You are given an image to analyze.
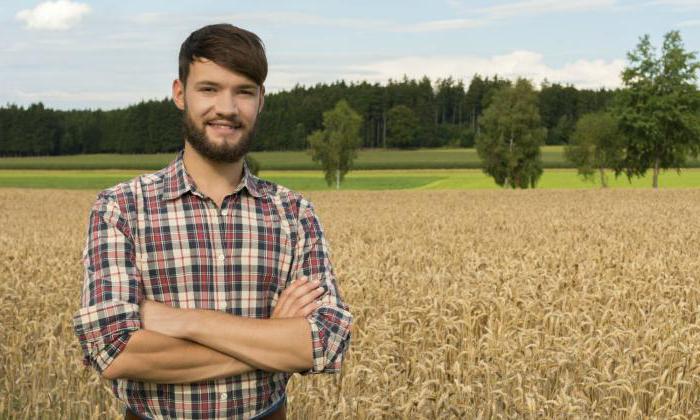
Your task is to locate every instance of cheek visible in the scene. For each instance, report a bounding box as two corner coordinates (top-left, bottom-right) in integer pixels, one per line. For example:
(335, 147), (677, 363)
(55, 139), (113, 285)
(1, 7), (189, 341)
(185, 94), (213, 116)
(241, 100), (262, 121)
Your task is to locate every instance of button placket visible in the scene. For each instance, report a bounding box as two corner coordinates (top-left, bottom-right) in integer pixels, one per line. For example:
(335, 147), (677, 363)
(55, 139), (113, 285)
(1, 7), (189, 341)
(206, 204), (226, 313)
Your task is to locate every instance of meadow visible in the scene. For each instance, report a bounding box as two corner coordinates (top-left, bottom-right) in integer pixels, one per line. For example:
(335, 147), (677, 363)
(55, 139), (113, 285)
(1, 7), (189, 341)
(0, 147), (572, 170)
(1, 168), (700, 191)
(2, 187), (700, 418)
(2, 146), (699, 172)
(1, 147), (699, 191)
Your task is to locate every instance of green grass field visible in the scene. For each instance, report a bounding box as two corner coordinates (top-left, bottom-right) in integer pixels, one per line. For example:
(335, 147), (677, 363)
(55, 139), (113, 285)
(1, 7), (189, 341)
(1, 168), (698, 191)
(0, 147), (580, 170)
(2, 147), (700, 173)
(1, 147), (699, 190)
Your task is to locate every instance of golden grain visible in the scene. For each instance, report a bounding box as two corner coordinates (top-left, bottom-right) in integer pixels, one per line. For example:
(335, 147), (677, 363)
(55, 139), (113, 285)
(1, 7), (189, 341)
(2, 188), (700, 418)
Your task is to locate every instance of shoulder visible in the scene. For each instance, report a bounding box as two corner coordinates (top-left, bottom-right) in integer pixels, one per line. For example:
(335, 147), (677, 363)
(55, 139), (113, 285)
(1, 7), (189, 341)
(92, 166), (168, 213)
(250, 175), (316, 219)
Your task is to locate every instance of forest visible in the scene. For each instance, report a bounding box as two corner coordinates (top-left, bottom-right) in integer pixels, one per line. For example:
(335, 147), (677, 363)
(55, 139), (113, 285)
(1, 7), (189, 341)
(0, 75), (614, 156)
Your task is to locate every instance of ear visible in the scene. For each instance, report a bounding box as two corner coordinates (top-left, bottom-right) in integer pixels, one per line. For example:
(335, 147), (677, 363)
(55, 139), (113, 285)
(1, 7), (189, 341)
(172, 79), (185, 111)
(257, 85), (265, 114)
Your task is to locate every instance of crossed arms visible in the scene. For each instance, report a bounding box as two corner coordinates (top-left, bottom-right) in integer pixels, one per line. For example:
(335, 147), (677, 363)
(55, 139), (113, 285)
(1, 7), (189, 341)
(73, 193), (352, 384)
(101, 278), (325, 383)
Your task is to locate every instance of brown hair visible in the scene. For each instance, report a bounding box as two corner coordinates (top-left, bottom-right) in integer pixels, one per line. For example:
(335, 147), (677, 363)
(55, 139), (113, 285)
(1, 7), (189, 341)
(178, 24), (268, 86)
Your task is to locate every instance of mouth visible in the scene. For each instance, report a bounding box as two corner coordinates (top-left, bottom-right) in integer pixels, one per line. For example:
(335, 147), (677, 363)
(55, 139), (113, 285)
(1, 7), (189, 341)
(206, 120), (243, 134)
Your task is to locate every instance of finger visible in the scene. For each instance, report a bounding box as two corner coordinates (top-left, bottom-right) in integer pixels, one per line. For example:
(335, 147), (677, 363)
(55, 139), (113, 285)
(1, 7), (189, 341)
(289, 285), (326, 314)
(275, 277), (309, 317)
(288, 278), (321, 301)
(296, 299), (324, 318)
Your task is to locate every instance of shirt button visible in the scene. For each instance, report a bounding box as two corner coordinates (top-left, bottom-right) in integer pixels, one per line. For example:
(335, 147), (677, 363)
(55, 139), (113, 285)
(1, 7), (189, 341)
(220, 392), (227, 401)
(221, 209), (228, 216)
(221, 302), (227, 309)
(218, 253), (225, 261)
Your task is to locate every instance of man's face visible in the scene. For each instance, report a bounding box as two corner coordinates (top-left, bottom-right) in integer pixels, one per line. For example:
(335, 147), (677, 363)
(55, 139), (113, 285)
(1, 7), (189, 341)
(172, 58), (264, 163)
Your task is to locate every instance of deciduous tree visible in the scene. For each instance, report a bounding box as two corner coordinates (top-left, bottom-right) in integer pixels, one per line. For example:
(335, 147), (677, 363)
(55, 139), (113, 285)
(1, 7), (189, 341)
(565, 112), (624, 188)
(614, 31), (700, 188)
(476, 79), (545, 188)
(307, 100), (363, 189)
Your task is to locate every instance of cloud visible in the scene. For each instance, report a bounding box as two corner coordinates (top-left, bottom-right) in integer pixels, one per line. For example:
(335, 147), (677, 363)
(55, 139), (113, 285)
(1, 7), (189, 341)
(126, 1), (615, 37)
(269, 51), (626, 90)
(678, 19), (700, 27)
(15, 89), (169, 107)
(648, 0), (700, 10)
(447, 0), (618, 17)
(393, 18), (484, 32)
(130, 11), (482, 34)
(223, 12), (481, 33)
(16, 0), (91, 31)
(476, 0), (617, 18)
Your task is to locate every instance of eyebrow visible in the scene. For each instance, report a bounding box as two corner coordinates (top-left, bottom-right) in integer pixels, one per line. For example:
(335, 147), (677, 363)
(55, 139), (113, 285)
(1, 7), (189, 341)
(194, 80), (258, 90)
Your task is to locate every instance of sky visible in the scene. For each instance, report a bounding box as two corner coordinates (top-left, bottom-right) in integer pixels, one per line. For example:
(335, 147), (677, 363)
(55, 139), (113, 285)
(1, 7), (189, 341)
(1, 0), (699, 110)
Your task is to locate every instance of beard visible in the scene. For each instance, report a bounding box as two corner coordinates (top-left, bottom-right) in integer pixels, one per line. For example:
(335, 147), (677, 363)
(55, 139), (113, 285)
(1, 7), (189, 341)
(182, 107), (257, 163)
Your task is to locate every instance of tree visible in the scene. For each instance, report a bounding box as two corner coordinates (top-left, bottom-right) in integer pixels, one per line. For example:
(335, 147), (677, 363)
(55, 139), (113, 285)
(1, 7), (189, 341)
(386, 105), (419, 149)
(307, 100), (362, 189)
(614, 31), (700, 188)
(476, 79), (545, 188)
(539, 82), (578, 144)
(565, 112), (624, 188)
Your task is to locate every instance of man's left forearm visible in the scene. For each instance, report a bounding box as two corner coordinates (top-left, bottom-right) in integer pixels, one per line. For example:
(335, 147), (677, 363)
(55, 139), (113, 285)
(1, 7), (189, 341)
(185, 311), (313, 372)
(146, 304), (314, 372)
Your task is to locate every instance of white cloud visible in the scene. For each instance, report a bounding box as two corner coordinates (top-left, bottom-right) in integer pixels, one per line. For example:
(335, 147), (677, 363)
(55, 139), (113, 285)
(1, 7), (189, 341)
(270, 51), (625, 90)
(648, 0), (700, 10)
(393, 18), (484, 32)
(477, 0), (617, 18)
(16, 89), (167, 104)
(130, 11), (482, 34)
(447, 0), (618, 17)
(126, 1), (615, 37)
(678, 19), (700, 27)
(16, 0), (91, 31)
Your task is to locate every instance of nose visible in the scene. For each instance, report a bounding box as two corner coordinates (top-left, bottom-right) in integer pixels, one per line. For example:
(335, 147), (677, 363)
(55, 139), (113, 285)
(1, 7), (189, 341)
(215, 92), (238, 116)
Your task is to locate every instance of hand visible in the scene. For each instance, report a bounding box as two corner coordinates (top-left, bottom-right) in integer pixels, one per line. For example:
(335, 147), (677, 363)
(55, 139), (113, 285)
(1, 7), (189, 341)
(140, 300), (187, 339)
(272, 277), (326, 319)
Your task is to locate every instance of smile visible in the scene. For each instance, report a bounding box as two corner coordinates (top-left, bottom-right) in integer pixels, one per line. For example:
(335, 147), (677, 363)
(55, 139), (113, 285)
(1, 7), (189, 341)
(206, 121), (243, 133)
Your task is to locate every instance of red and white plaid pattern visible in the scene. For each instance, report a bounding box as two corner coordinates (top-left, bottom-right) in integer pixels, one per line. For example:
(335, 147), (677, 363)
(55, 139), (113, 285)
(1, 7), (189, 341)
(73, 151), (352, 419)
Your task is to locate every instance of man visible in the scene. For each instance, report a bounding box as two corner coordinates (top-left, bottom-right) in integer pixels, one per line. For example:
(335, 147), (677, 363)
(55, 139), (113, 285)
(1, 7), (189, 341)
(73, 24), (353, 419)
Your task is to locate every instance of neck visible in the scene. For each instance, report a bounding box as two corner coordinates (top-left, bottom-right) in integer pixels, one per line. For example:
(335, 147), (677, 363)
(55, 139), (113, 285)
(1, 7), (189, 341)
(182, 142), (245, 199)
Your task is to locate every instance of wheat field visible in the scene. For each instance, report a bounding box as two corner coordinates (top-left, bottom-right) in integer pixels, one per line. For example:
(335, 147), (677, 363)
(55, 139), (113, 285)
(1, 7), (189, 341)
(2, 188), (700, 419)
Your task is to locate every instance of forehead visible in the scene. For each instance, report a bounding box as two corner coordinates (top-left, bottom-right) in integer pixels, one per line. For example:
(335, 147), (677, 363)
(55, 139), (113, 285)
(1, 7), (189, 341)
(186, 58), (257, 87)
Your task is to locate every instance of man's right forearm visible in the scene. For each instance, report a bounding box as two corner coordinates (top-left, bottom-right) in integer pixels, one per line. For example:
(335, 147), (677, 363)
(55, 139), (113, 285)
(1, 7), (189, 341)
(102, 329), (256, 383)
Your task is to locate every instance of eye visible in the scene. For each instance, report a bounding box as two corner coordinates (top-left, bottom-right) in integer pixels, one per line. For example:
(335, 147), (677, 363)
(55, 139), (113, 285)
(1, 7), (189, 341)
(199, 87), (217, 93)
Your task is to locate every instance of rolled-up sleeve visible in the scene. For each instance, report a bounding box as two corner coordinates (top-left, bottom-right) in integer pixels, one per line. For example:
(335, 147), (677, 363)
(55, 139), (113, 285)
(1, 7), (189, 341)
(295, 199), (353, 374)
(72, 192), (142, 374)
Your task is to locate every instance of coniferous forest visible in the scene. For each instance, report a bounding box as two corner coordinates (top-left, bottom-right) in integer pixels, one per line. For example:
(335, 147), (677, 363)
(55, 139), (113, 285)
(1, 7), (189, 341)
(0, 75), (615, 156)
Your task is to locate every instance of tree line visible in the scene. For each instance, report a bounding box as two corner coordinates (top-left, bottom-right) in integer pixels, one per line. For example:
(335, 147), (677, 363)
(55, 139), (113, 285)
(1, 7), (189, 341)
(0, 77), (613, 157)
(308, 31), (700, 189)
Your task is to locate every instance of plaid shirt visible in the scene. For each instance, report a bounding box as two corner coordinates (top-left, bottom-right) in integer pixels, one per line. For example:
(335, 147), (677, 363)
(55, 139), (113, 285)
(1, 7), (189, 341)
(73, 151), (352, 419)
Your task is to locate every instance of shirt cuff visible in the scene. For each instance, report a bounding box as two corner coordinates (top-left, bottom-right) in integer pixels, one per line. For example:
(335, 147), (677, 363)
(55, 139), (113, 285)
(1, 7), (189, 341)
(301, 317), (326, 375)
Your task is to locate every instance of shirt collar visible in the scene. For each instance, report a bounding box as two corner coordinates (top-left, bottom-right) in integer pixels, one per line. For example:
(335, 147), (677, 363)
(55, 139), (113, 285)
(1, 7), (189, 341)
(161, 150), (263, 201)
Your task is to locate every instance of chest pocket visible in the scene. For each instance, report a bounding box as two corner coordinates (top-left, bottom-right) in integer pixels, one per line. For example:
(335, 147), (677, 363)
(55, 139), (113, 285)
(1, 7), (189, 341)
(130, 178), (294, 318)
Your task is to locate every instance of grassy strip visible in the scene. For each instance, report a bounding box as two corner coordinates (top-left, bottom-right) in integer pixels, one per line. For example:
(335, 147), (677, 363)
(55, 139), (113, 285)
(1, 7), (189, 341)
(0, 147), (575, 170)
(3, 147), (700, 171)
(1, 168), (698, 191)
(0, 169), (446, 191)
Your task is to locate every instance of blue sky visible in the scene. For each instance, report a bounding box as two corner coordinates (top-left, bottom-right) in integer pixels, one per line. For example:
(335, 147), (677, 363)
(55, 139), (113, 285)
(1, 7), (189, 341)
(2, 0), (699, 110)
